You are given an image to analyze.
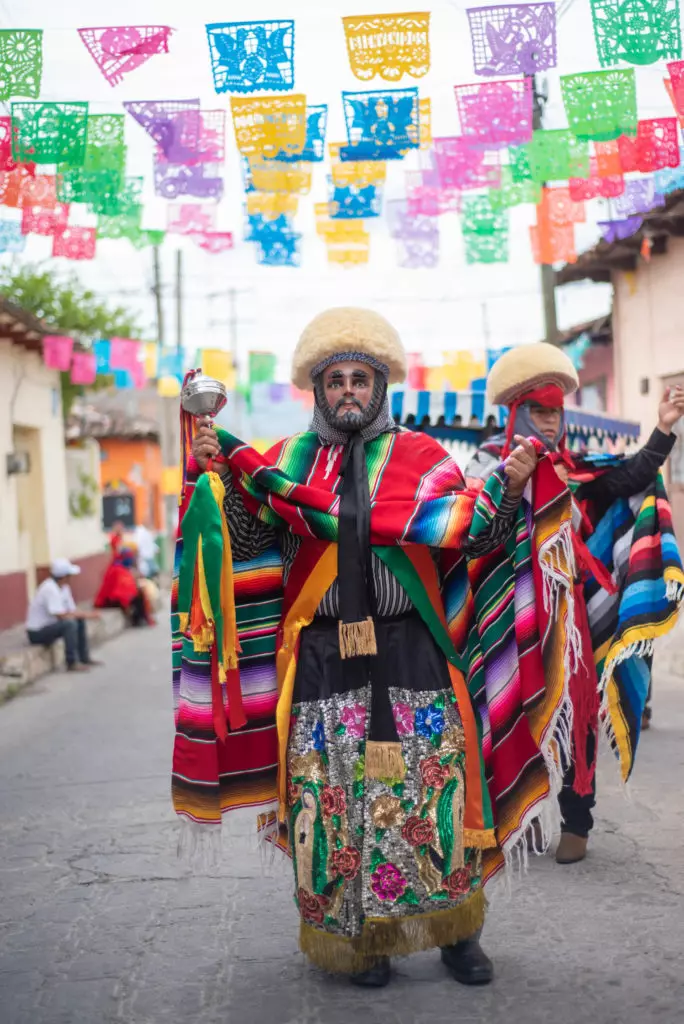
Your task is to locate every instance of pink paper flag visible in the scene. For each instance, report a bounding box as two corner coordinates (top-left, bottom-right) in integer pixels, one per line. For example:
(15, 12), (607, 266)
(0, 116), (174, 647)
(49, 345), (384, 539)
(109, 337), (141, 371)
(131, 358), (147, 389)
(52, 227), (96, 261)
(192, 231), (234, 254)
(43, 335), (74, 371)
(70, 351), (97, 385)
(78, 26), (173, 87)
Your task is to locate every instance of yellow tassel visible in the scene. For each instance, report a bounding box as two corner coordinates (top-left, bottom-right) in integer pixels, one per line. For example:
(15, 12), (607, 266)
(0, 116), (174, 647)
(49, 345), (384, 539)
(463, 827), (498, 850)
(338, 617), (377, 659)
(365, 740), (406, 781)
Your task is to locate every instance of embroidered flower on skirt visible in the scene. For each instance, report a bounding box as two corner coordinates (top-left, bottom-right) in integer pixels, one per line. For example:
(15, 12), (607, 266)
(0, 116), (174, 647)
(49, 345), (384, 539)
(419, 754), (450, 789)
(370, 794), (405, 829)
(332, 846), (362, 880)
(393, 701), (415, 736)
(297, 887), (330, 924)
(339, 703), (366, 738)
(320, 784), (346, 817)
(442, 868), (472, 898)
(401, 815), (435, 847)
(370, 862), (408, 902)
(415, 703), (445, 739)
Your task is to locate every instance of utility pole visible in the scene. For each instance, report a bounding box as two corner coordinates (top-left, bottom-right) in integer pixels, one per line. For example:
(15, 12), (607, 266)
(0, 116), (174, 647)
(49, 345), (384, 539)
(175, 249), (183, 352)
(531, 74), (560, 345)
(152, 246), (165, 346)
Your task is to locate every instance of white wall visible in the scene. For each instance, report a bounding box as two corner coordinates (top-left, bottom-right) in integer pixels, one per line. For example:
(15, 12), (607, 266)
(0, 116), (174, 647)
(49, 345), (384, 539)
(613, 238), (684, 440)
(0, 341), (106, 581)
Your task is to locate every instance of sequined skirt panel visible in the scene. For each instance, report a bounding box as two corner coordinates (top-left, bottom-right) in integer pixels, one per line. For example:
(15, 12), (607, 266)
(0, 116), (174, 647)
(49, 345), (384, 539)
(287, 614), (483, 951)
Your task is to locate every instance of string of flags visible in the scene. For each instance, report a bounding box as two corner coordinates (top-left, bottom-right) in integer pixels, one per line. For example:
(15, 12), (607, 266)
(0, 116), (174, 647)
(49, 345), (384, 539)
(0, 9), (682, 268)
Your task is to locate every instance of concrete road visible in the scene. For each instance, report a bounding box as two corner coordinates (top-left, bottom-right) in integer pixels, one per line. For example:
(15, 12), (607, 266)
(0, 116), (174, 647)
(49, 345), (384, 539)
(0, 620), (682, 1024)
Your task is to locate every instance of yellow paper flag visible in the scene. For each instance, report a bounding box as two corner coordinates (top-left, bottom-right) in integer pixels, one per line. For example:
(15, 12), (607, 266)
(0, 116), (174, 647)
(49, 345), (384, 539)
(158, 375), (181, 398)
(144, 342), (158, 379)
(161, 466), (182, 496)
(200, 349), (236, 389)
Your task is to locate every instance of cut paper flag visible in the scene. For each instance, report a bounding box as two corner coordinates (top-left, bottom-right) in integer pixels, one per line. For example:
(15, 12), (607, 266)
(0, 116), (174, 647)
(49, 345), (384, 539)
(568, 158), (624, 201)
(561, 69), (637, 142)
(200, 348), (235, 388)
(123, 99), (201, 163)
(154, 160), (224, 201)
(83, 114), (126, 173)
(275, 104), (328, 162)
(610, 178), (664, 217)
(192, 231), (234, 254)
(78, 26), (173, 87)
(526, 129), (590, 182)
(666, 60), (684, 118)
(230, 95), (307, 159)
(144, 343), (158, 379)
(488, 167), (542, 209)
(460, 193), (509, 264)
(598, 216), (643, 242)
(0, 220), (26, 253)
(248, 351), (277, 384)
(0, 166), (35, 207)
(52, 226), (96, 260)
(0, 116), (35, 173)
(467, 3), (557, 76)
(206, 20), (295, 94)
(663, 77), (684, 128)
(43, 335), (74, 371)
(21, 202), (70, 236)
(18, 173), (57, 209)
(248, 159), (312, 195)
(342, 88), (420, 160)
(405, 166), (462, 215)
(93, 339), (112, 374)
(70, 352), (97, 386)
(455, 77), (533, 147)
(246, 192), (299, 217)
(594, 139), (623, 176)
(167, 204), (215, 235)
(530, 220), (576, 265)
(329, 141), (387, 187)
(158, 348), (184, 381)
(589, 0), (682, 68)
(406, 353), (427, 390)
(110, 337), (141, 371)
(11, 102), (89, 167)
(328, 180), (383, 219)
(342, 13), (430, 81)
(432, 136), (501, 190)
(0, 30), (43, 100)
(617, 118), (681, 173)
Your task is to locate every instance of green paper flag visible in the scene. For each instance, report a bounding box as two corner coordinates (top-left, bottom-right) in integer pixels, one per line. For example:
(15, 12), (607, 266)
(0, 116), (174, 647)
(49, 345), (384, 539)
(0, 30), (43, 101)
(561, 70), (638, 142)
(527, 130), (590, 183)
(249, 351), (277, 385)
(590, 0), (682, 68)
(11, 101), (89, 167)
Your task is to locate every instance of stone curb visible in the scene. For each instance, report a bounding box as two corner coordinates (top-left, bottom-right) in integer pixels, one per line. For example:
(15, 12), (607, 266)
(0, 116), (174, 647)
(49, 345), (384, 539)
(0, 609), (126, 702)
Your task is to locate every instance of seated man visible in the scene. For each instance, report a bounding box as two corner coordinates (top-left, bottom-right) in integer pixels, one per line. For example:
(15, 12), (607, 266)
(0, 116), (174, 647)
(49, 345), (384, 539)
(26, 559), (102, 673)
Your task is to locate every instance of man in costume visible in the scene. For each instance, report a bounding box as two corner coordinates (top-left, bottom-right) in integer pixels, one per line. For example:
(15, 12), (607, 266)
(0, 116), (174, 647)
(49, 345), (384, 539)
(466, 343), (684, 865)
(171, 311), (681, 985)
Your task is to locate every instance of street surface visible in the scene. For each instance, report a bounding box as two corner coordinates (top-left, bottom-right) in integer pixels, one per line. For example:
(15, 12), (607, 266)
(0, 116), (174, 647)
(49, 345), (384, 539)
(0, 618), (682, 1024)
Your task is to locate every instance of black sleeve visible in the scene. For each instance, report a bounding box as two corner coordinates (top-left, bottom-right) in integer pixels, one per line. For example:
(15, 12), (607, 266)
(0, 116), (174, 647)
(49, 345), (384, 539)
(576, 428), (676, 513)
(463, 490), (521, 557)
(220, 472), (279, 561)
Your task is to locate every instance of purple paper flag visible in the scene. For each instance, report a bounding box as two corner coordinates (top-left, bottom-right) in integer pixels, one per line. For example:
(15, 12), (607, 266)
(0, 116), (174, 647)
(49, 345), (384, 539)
(467, 4), (557, 77)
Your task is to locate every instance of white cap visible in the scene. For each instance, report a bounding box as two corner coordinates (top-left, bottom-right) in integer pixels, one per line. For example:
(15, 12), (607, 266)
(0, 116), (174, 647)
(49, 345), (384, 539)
(50, 558), (81, 579)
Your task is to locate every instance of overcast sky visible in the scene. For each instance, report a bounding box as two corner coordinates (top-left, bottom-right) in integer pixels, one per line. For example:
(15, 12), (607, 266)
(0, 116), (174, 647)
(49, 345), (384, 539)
(0, 0), (677, 379)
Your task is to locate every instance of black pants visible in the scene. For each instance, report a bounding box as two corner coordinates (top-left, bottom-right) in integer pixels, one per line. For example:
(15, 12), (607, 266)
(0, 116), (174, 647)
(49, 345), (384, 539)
(27, 619), (90, 667)
(558, 729), (596, 838)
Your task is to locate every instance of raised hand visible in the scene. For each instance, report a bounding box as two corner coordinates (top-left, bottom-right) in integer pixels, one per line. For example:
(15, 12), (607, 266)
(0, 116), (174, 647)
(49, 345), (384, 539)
(504, 435), (539, 498)
(658, 385), (684, 433)
(191, 417), (221, 472)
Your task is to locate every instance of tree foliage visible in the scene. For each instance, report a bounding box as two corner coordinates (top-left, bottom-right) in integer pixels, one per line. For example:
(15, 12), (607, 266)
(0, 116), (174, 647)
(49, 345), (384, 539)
(0, 262), (141, 337)
(0, 263), (145, 417)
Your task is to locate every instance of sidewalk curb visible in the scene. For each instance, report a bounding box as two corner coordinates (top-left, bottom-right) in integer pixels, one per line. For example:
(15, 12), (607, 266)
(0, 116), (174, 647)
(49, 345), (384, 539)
(0, 610), (126, 703)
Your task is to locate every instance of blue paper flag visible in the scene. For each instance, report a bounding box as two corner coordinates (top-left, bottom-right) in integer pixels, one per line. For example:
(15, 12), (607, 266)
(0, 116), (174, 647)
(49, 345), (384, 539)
(206, 20), (295, 94)
(342, 88), (420, 160)
(93, 338), (111, 374)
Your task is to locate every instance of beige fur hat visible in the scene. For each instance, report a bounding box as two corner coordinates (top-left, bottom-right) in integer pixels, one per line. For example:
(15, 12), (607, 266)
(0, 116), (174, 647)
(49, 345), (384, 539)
(291, 307), (407, 391)
(487, 342), (579, 406)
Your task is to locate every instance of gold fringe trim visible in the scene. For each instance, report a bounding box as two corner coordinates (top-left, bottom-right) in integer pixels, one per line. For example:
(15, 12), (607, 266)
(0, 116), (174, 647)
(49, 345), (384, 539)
(339, 617), (377, 659)
(365, 741), (406, 781)
(463, 827), (498, 850)
(299, 889), (486, 974)
(178, 612), (189, 633)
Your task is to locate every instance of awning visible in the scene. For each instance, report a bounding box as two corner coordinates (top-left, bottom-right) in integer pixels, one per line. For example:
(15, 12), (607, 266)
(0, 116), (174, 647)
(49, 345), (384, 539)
(391, 390), (640, 441)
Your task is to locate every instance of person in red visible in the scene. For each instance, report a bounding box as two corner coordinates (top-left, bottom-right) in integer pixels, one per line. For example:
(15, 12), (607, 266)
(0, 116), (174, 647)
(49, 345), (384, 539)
(95, 522), (154, 626)
(466, 343), (684, 865)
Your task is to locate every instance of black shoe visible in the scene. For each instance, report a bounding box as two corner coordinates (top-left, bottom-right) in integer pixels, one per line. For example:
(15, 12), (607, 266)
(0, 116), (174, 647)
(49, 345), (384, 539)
(441, 938), (493, 985)
(350, 957), (391, 988)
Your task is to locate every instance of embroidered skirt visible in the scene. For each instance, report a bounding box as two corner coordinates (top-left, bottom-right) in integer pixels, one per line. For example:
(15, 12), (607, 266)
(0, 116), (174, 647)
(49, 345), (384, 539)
(287, 612), (485, 974)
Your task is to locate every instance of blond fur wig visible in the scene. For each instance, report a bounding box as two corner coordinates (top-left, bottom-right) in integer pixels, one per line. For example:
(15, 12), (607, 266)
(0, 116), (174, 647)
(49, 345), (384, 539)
(487, 343), (579, 406)
(291, 307), (407, 391)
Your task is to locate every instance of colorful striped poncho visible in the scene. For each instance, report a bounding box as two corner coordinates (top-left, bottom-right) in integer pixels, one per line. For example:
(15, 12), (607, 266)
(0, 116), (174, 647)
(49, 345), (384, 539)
(469, 438), (684, 782)
(172, 426), (589, 883)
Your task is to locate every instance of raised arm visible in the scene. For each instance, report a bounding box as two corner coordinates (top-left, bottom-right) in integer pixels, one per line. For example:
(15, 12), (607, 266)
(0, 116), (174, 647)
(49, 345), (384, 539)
(191, 418), (278, 561)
